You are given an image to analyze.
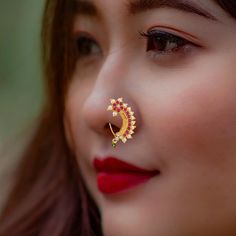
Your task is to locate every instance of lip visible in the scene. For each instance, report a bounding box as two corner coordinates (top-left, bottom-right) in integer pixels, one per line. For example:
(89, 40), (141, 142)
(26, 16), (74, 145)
(93, 156), (160, 194)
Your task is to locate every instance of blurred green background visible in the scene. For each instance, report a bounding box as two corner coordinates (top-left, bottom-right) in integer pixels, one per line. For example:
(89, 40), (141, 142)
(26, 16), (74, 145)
(0, 0), (45, 146)
(0, 0), (45, 208)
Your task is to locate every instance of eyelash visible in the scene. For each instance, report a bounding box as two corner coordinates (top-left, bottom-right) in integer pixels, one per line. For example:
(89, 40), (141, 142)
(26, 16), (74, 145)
(139, 29), (195, 56)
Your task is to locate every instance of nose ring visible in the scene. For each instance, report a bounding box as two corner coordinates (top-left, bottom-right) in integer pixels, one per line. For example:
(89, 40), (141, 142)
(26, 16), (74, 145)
(107, 97), (136, 147)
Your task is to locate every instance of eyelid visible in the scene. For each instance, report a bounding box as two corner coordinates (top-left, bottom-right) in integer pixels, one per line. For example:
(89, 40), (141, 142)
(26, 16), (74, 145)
(140, 29), (185, 42)
(147, 25), (202, 45)
(73, 30), (95, 40)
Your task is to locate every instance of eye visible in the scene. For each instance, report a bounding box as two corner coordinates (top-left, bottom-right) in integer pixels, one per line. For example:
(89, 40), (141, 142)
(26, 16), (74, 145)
(140, 29), (198, 58)
(76, 34), (102, 59)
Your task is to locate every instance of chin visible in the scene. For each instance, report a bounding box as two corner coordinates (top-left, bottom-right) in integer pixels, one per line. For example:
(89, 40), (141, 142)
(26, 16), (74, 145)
(101, 208), (162, 236)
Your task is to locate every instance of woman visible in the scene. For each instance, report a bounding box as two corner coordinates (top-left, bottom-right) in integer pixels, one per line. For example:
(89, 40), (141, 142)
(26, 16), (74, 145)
(1, 0), (236, 235)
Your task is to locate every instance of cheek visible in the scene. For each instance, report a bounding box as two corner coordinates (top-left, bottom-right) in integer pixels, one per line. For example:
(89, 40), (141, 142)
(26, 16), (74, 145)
(147, 74), (236, 168)
(63, 79), (91, 155)
(64, 98), (81, 154)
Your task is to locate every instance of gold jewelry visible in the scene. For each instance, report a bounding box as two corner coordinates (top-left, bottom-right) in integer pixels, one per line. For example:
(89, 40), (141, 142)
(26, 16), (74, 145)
(107, 97), (136, 147)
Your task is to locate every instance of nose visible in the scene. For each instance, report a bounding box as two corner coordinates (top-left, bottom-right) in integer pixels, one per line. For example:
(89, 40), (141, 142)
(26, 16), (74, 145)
(83, 94), (123, 135)
(82, 52), (139, 144)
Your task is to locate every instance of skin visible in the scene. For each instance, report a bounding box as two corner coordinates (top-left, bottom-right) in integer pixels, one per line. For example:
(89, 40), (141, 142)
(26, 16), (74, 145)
(64, 0), (236, 235)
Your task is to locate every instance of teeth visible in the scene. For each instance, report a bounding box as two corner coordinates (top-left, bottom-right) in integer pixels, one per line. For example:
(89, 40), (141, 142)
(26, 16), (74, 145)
(113, 111), (118, 116)
(118, 98), (123, 102)
(131, 116), (135, 120)
(130, 130), (134, 134)
(131, 121), (136, 125)
(123, 103), (128, 108)
(127, 107), (131, 112)
(127, 134), (132, 139)
(130, 112), (134, 115)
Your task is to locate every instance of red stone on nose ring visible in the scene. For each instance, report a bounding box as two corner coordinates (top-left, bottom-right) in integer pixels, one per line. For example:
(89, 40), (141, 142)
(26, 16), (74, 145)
(107, 97), (136, 148)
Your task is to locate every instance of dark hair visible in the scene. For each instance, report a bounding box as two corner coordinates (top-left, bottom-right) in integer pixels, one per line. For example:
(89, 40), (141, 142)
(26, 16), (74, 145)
(0, 0), (236, 235)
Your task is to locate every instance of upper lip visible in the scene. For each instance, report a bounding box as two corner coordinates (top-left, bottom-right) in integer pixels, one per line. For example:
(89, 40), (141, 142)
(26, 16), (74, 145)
(93, 156), (159, 174)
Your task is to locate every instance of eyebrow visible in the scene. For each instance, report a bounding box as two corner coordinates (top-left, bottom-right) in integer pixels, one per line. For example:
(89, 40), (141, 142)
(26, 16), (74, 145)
(73, 0), (98, 16)
(74, 0), (218, 22)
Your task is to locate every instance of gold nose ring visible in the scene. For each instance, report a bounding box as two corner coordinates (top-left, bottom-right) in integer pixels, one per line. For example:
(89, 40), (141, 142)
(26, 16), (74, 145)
(107, 97), (136, 148)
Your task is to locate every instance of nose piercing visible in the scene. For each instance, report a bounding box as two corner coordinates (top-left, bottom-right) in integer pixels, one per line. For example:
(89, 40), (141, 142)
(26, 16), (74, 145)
(107, 97), (136, 148)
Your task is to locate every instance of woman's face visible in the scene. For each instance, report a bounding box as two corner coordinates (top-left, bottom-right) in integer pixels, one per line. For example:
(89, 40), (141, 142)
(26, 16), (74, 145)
(64, 0), (236, 235)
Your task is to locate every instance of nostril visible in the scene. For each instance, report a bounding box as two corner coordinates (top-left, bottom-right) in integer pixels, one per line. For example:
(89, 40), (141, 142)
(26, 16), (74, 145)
(105, 123), (120, 134)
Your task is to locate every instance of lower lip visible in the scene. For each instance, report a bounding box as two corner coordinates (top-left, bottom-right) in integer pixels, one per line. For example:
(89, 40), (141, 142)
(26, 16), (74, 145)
(96, 172), (158, 194)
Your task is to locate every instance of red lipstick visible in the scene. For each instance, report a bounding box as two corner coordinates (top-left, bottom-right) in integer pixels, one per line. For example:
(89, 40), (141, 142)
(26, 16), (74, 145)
(93, 157), (159, 194)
